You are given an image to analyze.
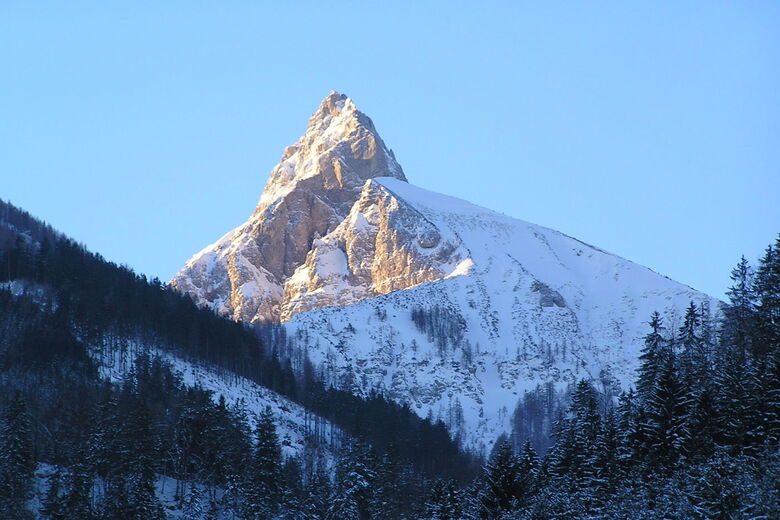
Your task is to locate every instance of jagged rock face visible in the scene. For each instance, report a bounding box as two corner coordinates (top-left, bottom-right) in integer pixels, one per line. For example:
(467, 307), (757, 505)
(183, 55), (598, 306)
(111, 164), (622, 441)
(172, 92), (454, 323)
(281, 180), (465, 320)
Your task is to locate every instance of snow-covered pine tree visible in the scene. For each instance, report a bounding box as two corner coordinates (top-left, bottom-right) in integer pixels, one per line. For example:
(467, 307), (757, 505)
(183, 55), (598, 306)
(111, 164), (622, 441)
(683, 385), (718, 460)
(425, 479), (467, 520)
(279, 456), (303, 519)
(565, 380), (602, 487)
(678, 301), (709, 391)
(758, 347), (780, 445)
(326, 442), (375, 520)
(299, 447), (331, 520)
(370, 447), (404, 520)
(515, 440), (539, 511)
(244, 406), (283, 520)
(636, 312), (667, 405)
(753, 236), (780, 358)
(88, 396), (121, 483)
(720, 256), (756, 363)
(41, 469), (66, 520)
(0, 391), (35, 519)
(644, 354), (690, 464)
(699, 299), (717, 365)
(222, 400), (253, 516)
(61, 449), (94, 520)
(477, 440), (522, 519)
(590, 409), (620, 504)
(615, 389), (643, 464)
(564, 380), (604, 511)
(123, 401), (165, 520)
(713, 348), (757, 449)
(546, 409), (575, 480)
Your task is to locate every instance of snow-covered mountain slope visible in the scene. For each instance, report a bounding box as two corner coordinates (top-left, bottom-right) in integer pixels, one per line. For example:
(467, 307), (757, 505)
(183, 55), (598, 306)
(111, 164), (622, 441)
(280, 178), (718, 454)
(173, 92), (718, 455)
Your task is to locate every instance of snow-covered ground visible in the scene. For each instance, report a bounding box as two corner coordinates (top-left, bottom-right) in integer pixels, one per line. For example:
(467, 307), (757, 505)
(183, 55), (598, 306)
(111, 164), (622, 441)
(31, 464), (237, 520)
(92, 340), (340, 459)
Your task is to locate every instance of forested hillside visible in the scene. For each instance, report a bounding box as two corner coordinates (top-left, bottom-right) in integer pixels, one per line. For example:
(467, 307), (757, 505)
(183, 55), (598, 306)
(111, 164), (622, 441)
(0, 199), (477, 519)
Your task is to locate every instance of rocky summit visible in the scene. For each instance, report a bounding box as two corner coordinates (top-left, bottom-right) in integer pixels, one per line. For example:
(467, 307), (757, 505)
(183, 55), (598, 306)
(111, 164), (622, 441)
(171, 91), (411, 323)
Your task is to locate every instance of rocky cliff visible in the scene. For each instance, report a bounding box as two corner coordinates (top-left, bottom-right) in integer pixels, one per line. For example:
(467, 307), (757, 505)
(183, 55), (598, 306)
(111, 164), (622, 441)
(172, 91), (415, 322)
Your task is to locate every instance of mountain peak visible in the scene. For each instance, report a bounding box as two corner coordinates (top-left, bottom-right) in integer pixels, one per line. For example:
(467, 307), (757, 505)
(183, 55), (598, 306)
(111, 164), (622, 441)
(302, 91), (388, 157)
(312, 90), (355, 119)
(172, 95), (717, 453)
(171, 94), (409, 306)
(257, 92), (406, 211)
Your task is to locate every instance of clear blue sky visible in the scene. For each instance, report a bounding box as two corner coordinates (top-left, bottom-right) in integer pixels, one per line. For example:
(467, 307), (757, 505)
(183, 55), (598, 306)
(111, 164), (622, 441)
(2, 2), (778, 299)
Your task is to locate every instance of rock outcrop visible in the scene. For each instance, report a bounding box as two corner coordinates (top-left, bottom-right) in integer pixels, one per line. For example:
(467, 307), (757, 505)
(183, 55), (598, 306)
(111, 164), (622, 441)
(172, 91), (457, 323)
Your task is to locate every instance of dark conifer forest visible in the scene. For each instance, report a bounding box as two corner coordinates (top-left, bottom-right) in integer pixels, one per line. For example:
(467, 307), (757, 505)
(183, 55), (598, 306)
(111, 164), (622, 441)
(0, 199), (477, 519)
(0, 197), (778, 519)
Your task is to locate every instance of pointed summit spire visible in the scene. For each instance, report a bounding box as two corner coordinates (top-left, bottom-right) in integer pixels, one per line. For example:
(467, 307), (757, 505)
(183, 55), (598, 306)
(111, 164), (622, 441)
(257, 92), (406, 210)
(312, 90), (354, 119)
(172, 92), (408, 322)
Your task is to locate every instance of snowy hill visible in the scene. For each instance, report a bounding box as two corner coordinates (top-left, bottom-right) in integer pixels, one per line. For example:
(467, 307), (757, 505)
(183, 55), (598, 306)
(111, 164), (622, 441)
(93, 339), (339, 460)
(173, 93), (718, 454)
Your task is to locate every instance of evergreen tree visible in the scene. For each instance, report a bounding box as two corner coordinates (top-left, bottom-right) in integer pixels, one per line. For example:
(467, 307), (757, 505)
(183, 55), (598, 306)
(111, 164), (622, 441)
(550, 380), (602, 492)
(244, 406), (283, 520)
(0, 391), (35, 519)
(88, 396), (121, 482)
(615, 389), (643, 464)
(678, 301), (708, 389)
(759, 348), (780, 445)
(720, 256), (756, 363)
(644, 355), (690, 464)
(425, 480), (465, 520)
(688, 451), (765, 520)
(591, 410), (620, 500)
(477, 441), (522, 519)
(371, 447), (404, 520)
(326, 443), (375, 520)
(547, 409), (575, 479)
(299, 444), (331, 520)
(753, 236), (780, 358)
(279, 456), (303, 519)
(41, 469), (66, 520)
(713, 341), (760, 450)
(565, 381), (604, 511)
(637, 312), (667, 405)
(61, 457), (95, 520)
(699, 299), (717, 366)
(684, 386), (717, 460)
(123, 402), (164, 520)
(515, 440), (539, 510)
